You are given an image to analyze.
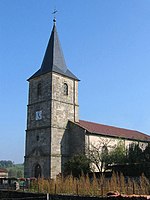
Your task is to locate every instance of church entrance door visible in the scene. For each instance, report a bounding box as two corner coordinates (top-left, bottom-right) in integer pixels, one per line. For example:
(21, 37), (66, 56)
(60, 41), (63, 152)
(34, 164), (41, 178)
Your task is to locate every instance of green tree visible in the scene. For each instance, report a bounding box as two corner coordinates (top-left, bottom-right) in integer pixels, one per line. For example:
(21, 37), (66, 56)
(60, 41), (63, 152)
(0, 160), (14, 168)
(8, 168), (17, 178)
(64, 154), (91, 177)
(17, 170), (23, 178)
(143, 143), (150, 162)
(127, 143), (143, 163)
(108, 142), (126, 164)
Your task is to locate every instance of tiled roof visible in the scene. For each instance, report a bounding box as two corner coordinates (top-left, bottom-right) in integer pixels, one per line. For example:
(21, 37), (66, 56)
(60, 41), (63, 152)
(0, 168), (8, 173)
(28, 21), (79, 81)
(78, 120), (150, 142)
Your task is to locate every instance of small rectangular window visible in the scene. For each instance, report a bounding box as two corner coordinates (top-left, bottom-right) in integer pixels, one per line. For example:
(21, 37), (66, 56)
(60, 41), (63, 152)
(37, 83), (42, 96)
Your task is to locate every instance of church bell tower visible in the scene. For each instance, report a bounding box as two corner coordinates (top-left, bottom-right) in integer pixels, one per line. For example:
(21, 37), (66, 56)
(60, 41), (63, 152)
(24, 18), (79, 179)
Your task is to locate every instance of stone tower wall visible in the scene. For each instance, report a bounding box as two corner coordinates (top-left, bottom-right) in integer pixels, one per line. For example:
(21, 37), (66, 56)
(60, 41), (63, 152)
(25, 71), (79, 178)
(51, 73), (79, 126)
(50, 72), (79, 178)
(25, 73), (52, 178)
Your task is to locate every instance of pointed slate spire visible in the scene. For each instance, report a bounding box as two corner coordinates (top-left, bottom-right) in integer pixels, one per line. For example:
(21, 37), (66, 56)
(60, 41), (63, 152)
(28, 19), (79, 81)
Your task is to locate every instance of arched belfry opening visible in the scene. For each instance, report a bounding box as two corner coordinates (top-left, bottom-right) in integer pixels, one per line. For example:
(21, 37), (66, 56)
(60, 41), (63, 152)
(34, 164), (42, 178)
(64, 83), (68, 95)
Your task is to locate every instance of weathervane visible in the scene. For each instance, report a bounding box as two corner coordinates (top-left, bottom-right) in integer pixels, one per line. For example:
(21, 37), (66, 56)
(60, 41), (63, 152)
(52, 8), (58, 23)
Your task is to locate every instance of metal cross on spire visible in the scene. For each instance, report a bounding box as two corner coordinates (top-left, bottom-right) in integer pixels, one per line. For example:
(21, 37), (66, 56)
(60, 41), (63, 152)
(52, 9), (58, 24)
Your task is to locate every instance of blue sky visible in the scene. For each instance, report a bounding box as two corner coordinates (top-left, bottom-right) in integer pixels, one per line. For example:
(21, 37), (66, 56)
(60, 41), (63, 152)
(1, 0), (150, 163)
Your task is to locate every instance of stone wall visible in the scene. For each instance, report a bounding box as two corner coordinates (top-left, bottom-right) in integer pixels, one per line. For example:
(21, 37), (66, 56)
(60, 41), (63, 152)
(25, 73), (53, 178)
(50, 73), (79, 178)
(68, 121), (85, 157)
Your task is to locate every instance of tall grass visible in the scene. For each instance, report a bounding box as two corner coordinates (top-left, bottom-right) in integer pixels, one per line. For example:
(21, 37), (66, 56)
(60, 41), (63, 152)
(31, 173), (150, 196)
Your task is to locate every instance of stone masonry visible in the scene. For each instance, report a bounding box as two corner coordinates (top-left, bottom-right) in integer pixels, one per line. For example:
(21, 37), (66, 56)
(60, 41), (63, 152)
(24, 70), (79, 178)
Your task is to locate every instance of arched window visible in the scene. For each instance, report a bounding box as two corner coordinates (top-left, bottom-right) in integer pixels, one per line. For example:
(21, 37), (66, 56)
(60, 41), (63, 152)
(34, 164), (41, 178)
(37, 83), (42, 97)
(64, 83), (68, 95)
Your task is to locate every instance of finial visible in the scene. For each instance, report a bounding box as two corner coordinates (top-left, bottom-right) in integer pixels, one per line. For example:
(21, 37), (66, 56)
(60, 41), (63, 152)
(52, 9), (58, 24)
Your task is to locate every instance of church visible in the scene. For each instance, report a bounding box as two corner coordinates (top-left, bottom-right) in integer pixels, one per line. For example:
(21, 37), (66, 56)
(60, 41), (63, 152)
(24, 18), (150, 179)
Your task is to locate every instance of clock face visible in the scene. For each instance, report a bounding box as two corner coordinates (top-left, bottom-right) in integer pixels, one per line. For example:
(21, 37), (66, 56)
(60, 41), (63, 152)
(35, 110), (42, 120)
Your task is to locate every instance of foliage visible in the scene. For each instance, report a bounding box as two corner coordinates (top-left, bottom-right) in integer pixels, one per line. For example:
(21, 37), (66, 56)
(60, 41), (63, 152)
(0, 160), (24, 178)
(108, 142), (126, 164)
(8, 168), (17, 178)
(0, 160), (14, 168)
(126, 143), (143, 163)
(143, 143), (150, 162)
(7, 163), (24, 178)
(17, 169), (23, 178)
(64, 154), (91, 177)
(88, 140), (150, 172)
